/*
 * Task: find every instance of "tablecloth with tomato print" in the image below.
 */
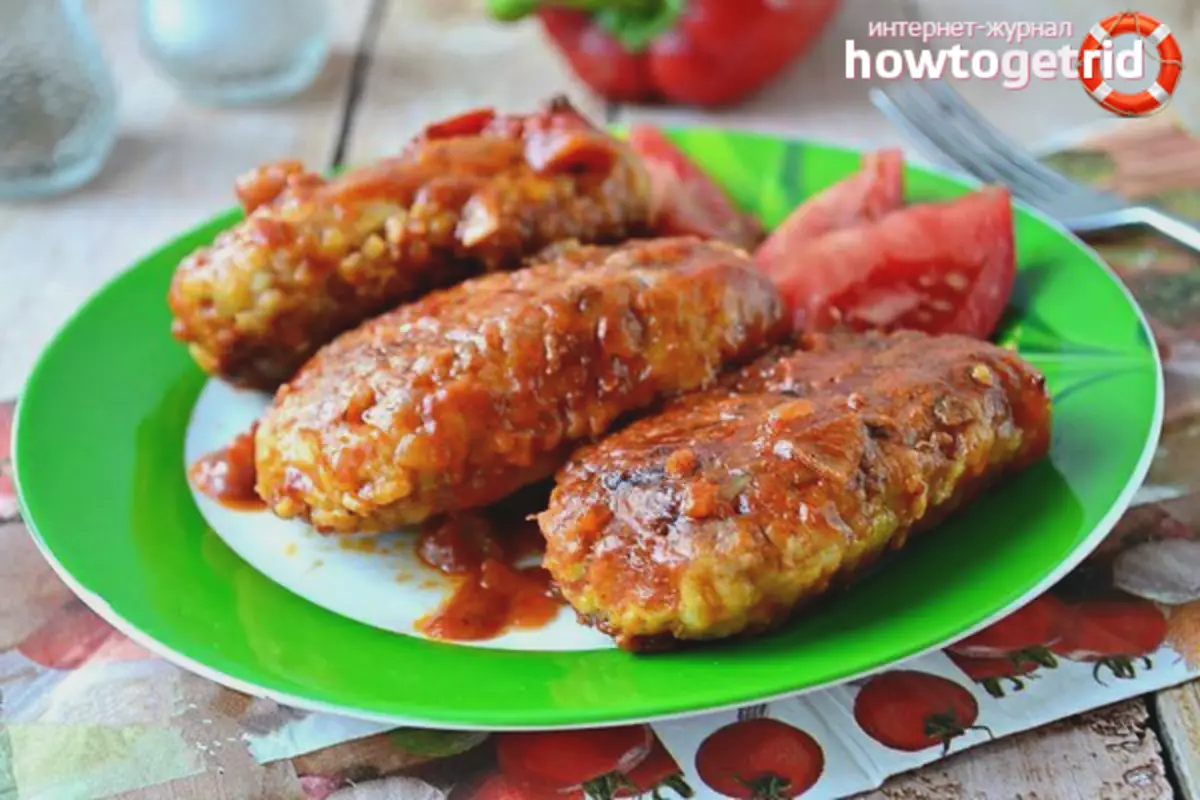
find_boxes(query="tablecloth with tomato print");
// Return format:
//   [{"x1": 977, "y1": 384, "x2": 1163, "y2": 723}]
[{"x1": 1, "y1": 120, "x2": 1199, "y2": 799}]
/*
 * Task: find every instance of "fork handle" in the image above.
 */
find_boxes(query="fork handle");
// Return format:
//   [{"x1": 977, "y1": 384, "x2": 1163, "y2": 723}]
[{"x1": 1067, "y1": 206, "x2": 1200, "y2": 256}]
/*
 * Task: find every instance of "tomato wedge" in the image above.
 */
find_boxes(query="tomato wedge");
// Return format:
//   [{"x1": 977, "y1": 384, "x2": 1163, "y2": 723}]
[
  {"x1": 767, "y1": 187, "x2": 1015, "y2": 340},
  {"x1": 755, "y1": 149, "x2": 904, "y2": 269},
  {"x1": 626, "y1": 125, "x2": 763, "y2": 251}
]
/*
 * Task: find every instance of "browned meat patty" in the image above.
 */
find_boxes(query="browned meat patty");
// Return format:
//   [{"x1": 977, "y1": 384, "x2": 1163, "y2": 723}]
[
  {"x1": 539, "y1": 330, "x2": 1052, "y2": 651},
  {"x1": 169, "y1": 98, "x2": 652, "y2": 390},
  {"x1": 255, "y1": 237, "x2": 787, "y2": 533}
]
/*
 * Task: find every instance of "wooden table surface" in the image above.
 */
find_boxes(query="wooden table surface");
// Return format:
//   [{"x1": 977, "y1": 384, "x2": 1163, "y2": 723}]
[{"x1": 2, "y1": 2, "x2": 1198, "y2": 798}]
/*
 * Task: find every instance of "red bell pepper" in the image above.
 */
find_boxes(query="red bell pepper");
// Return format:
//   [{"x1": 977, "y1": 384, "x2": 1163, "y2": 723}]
[{"x1": 489, "y1": 0, "x2": 842, "y2": 106}]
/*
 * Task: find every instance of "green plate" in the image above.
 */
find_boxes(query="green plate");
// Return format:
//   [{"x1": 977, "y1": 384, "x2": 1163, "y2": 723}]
[{"x1": 13, "y1": 129, "x2": 1162, "y2": 728}]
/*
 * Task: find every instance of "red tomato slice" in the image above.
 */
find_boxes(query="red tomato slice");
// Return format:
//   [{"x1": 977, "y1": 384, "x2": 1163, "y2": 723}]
[
  {"x1": 626, "y1": 125, "x2": 763, "y2": 251},
  {"x1": 770, "y1": 187, "x2": 1015, "y2": 340},
  {"x1": 755, "y1": 149, "x2": 904, "y2": 269}
]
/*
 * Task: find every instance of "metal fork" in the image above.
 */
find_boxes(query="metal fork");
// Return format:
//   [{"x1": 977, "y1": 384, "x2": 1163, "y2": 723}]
[{"x1": 870, "y1": 80, "x2": 1200, "y2": 255}]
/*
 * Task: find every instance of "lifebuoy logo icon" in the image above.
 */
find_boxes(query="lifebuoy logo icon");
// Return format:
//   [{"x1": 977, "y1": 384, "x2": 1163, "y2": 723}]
[{"x1": 1078, "y1": 12, "x2": 1184, "y2": 117}]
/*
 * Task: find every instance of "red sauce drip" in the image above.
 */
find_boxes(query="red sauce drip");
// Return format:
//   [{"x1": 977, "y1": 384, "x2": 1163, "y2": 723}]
[
  {"x1": 416, "y1": 560, "x2": 558, "y2": 642},
  {"x1": 415, "y1": 508, "x2": 561, "y2": 641},
  {"x1": 417, "y1": 514, "x2": 506, "y2": 574},
  {"x1": 188, "y1": 426, "x2": 264, "y2": 511}
]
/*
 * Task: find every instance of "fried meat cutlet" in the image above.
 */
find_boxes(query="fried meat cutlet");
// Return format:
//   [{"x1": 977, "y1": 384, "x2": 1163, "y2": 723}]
[
  {"x1": 539, "y1": 330, "x2": 1052, "y2": 650},
  {"x1": 169, "y1": 98, "x2": 652, "y2": 389},
  {"x1": 254, "y1": 237, "x2": 787, "y2": 533}
]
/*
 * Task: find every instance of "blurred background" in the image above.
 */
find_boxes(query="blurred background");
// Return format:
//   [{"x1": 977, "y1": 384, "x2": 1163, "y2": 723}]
[{"x1": 0, "y1": 0, "x2": 1196, "y2": 397}]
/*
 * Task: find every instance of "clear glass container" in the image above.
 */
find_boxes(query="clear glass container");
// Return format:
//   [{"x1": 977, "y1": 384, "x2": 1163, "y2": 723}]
[
  {"x1": 138, "y1": 0, "x2": 331, "y2": 106},
  {"x1": 0, "y1": 0, "x2": 118, "y2": 200}
]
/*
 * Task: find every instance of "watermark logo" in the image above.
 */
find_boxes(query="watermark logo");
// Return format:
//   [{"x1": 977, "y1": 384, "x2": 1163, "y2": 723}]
[
  {"x1": 846, "y1": 14, "x2": 1186, "y2": 117},
  {"x1": 1078, "y1": 12, "x2": 1184, "y2": 117}
]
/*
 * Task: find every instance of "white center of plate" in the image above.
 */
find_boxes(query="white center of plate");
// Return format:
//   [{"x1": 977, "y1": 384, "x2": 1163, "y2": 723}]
[{"x1": 184, "y1": 379, "x2": 615, "y2": 652}]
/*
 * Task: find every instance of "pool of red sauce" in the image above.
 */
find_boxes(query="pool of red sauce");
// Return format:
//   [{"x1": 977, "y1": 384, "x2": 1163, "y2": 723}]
[
  {"x1": 188, "y1": 426, "x2": 265, "y2": 511},
  {"x1": 190, "y1": 428, "x2": 557, "y2": 641},
  {"x1": 414, "y1": 505, "x2": 562, "y2": 642}
]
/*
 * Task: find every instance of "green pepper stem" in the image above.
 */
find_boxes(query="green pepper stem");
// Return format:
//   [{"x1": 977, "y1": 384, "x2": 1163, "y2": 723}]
[{"x1": 488, "y1": 0, "x2": 662, "y2": 22}]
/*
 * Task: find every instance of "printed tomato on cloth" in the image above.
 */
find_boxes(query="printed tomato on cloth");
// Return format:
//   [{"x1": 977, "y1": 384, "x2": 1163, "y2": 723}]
[
  {"x1": 853, "y1": 671, "x2": 984, "y2": 755},
  {"x1": 694, "y1": 717, "x2": 824, "y2": 798},
  {"x1": 0, "y1": 399, "x2": 15, "y2": 521},
  {"x1": 1051, "y1": 596, "x2": 1169, "y2": 681},
  {"x1": 478, "y1": 726, "x2": 690, "y2": 799},
  {"x1": 945, "y1": 594, "x2": 1065, "y2": 667}
]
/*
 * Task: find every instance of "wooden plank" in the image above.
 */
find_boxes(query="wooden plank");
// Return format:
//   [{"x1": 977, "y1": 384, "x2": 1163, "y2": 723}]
[
  {"x1": 341, "y1": 0, "x2": 602, "y2": 163},
  {"x1": 1158, "y1": 684, "x2": 1200, "y2": 799},
  {"x1": 857, "y1": 700, "x2": 1171, "y2": 800},
  {"x1": 0, "y1": 0, "x2": 371, "y2": 398}
]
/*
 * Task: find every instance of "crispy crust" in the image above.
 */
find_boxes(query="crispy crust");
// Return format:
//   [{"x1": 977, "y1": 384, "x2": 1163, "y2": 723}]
[
  {"x1": 254, "y1": 237, "x2": 787, "y2": 533},
  {"x1": 168, "y1": 99, "x2": 653, "y2": 389},
  {"x1": 539, "y1": 331, "x2": 1052, "y2": 651}
]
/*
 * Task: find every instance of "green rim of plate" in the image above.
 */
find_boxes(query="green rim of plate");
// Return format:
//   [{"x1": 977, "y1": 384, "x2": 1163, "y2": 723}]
[{"x1": 13, "y1": 129, "x2": 1162, "y2": 728}]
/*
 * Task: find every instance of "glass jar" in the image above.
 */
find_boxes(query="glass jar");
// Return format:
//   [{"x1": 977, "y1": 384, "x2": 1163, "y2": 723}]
[
  {"x1": 0, "y1": 0, "x2": 117, "y2": 200},
  {"x1": 138, "y1": 0, "x2": 331, "y2": 106}
]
